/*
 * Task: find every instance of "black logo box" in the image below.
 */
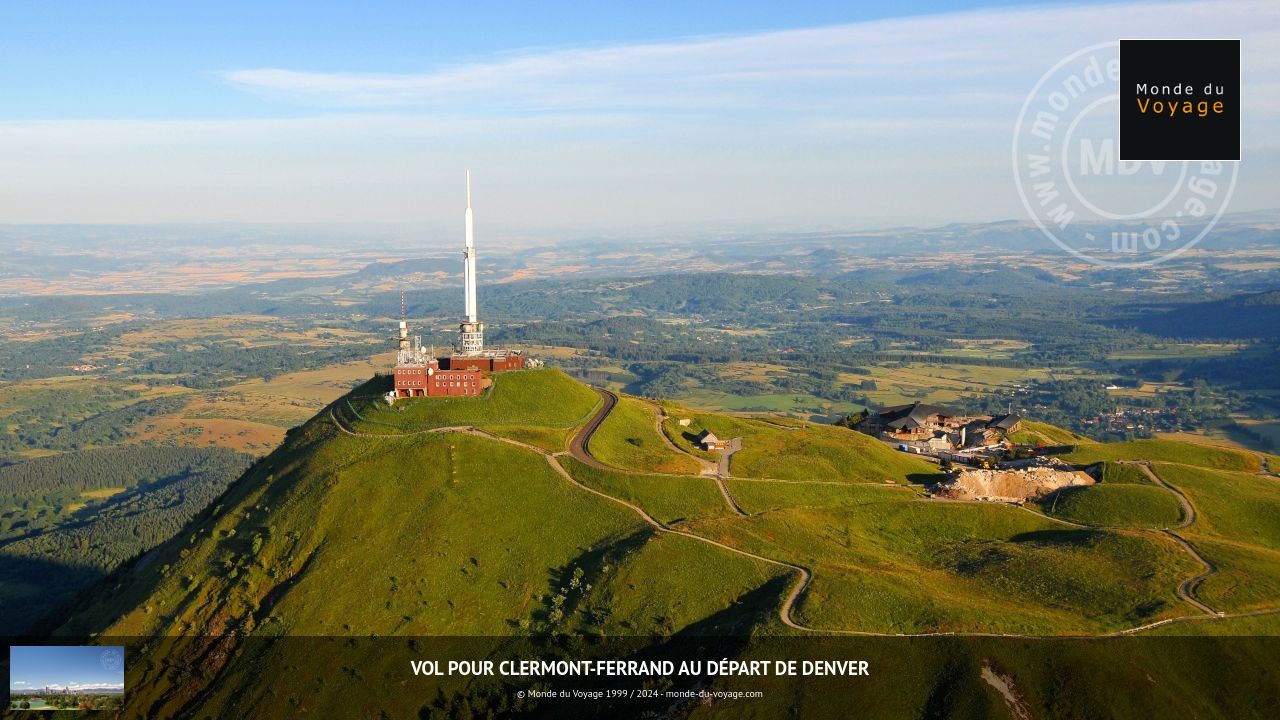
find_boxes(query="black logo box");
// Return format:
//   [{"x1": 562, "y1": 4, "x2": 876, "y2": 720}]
[{"x1": 1120, "y1": 39, "x2": 1240, "y2": 161}]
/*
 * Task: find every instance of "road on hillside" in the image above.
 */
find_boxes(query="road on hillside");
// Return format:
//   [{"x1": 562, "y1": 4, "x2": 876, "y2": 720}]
[
  {"x1": 329, "y1": 395, "x2": 1280, "y2": 637},
  {"x1": 716, "y1": 438, "x2": 749, "y2": 516},
  {"x1": 568, "y1": 388, "x2": 617, "y2": 470}
]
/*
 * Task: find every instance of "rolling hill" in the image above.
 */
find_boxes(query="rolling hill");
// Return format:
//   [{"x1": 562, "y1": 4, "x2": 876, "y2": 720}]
[{"x1": 43, "y1": 368, "x2": 1280, "y2": 718}]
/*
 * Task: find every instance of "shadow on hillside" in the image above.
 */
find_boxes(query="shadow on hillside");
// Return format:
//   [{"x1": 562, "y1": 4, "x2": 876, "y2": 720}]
[
  {"x1": 674, "y1": 573, "x2": 791, "y2": 637},
  {"x1": 533, "y1": 527, "x2": 657, "y2": 631},
  {"x1": 0, "y1": 554, "x2": 103, "y2": 636},
  {"x1": 1008, "y1": 528, "x2": 1102, "y2": 547},
  {"x1": 906, "y1": 471, "x2": 948, "y2": 487}
]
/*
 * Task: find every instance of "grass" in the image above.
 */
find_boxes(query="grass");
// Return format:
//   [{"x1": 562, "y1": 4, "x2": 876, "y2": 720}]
[
  {"x1": 680, "y1": 488, "x2": 1197, "y2": 634},
  {"x1": 677, "y1": 389, "x2": 859, "y2": 416},
  {"x1": 1063, "y1": 439, "x2": 1261, "y2": 473},
  {"x1": 1182, "y1": 536, "x2": 1280, "y2": 612},
  {"x1": 1038, "y1": 484, "x2": 1185, "y2": 529},
  {"x1": 725, "y1": 479, "x2": 918, "y2": 514},
  {"x1": 132, "y1": 416, "x2": 285, "y2": 454},
  {"x1": 80, "y1": 487, "x2": 127, "y2": 500},
  {"x1": 1099, "y1": 461, "x2": 1154, "y2": 484},
  {"x1": 53, "y1": 405, "x2": 784, "y2": 718},
  {"x1": 60, "y1": 420, "x2": 772, "y2": 643},
  {"x1": 1152, "y1": 463, "x2": 1280, "y2": 612},
  {"x1": 480, "y1": 424, "x2": 573, "y2": 453},
  {"x1": 561, "y1": 456, "x2": 731, "y2": 525},
  {"x1": 588, "y1": 396, "x2": 702, "y2": 474},
  {"x1": 1105, "y1": 343, "x2": 1242, "y2": 361},
  {"x1": 851, "y1": 362, "x2": 1072, "y2": 407},
  {"x1": 663, "y1": 408, "x2": 940, "y2": 484},
  {"x1": 44, "y1": 368, "x2": 1280, "y2": 716},
  {"x1": 1014, "y1": 420, "x2": 1094, "y2": 446},
  {"x1": 1141, "y1": 613, "x2": 1280, "y2": 635},
  {"x1": 348, "y1": 368, "x2": 600, "y2": 433},
  {"x1": 1153, "y1": 464, "x2": 1280, "y2": 551}
]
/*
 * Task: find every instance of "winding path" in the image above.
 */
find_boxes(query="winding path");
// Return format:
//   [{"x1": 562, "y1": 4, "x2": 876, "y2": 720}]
[
  {"x1": 714, "y1": 438, "x2": 749, "y2": 517},
  {"x1": 328, "y1": 396, "x2": 1277, "y2": 638},
  {"x1": 1118, "y1": 461, "x2": 1222, "y2": 616}
]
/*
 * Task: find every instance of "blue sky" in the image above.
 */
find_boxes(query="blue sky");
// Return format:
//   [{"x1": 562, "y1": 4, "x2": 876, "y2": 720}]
[
  {"x1": 1, "y1": 0, "x2": 1276, "y2": 233},
  {"x1": 1, "y1": 0, "x2": 1080, "y2": 120},
  {"x1": 9, "y1": 646, "x2": 124, "y2": 692}
]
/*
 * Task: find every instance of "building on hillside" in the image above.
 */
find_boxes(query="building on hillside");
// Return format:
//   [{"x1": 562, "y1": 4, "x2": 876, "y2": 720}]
[
  {"x1": 987, "y1": 414, "x2": 1022, "y2": 433},
  {"x1": 857, "y1": 402, "x2": 1023, "y2": 455},
  {"x1": 393, "y1": 360, "x2": 481, "y2": 398},
  {"x1": 696, "y1": 430, "x2": 727, "y2": 451},
  {"x1": 387, "y1": 172, "x2": 544, "y2": 401},
  {"x1": 390, "y1": 320, "x2": 482, "y2": 399},
  {"x1": 860, "y1": 402, "x2": 962, "y2": 440},
  {"x1": 441, "y1": 351, "x2": 526, "y2": 372}
]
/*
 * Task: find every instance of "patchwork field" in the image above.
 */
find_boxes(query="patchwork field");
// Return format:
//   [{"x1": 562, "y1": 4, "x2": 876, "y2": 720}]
[
  {"x1": 133, "y1": 417, "x2": 285, "y2": 454},
  {"x1": 841, "y1": 362, "x2": 1093, "y2": 407}
]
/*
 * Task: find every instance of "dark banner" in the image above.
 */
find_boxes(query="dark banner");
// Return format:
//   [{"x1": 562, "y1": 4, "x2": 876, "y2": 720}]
[{"x1": 5, "y1": 635, "x2": 1279, "y2": 719}]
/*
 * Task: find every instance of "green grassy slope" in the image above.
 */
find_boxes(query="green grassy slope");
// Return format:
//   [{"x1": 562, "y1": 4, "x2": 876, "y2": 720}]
[
  {"x1": 561, "y1": 456, "x2": 729, "y2": 525},
  {"x1": 56, "y1": 411, "x2": 773, "y2": 643},
  {"x1": 588, "y1": 395, "x2": 701, "y2": 475},
  {"x1": 40, "y1": 369, "x2": 1280, "y2": 717},
  {"x1": 1100, "y1": 461, "x2": 1155, "y2": 484},
  {"x1": 345, "y1": 368, "x2": 600, "y2": 434},
  {"x1": 1153, "y1": 463, "x2": 1280, "y2": 612},
  {"x1": 662, "y1": 408, "x2": 940, "y2": 483},
  {"x1": 1038, "y1": 484, "x2": 1186, "y2": 529},
  {"x1": 1011, "y1": 419, "x2": 1095, "y2": 445},
  {"x1": 1064, "y1": 439, "x2": 1261, "y2": 472},
  {"x1": 686, "y1": 484, "x2": 1198, "y2": 635}
]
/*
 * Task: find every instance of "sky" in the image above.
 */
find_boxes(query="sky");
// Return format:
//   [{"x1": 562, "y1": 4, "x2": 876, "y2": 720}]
[
  {"x1": 1, "y1": 0, "x2": 1277, "y2": 237},
  {"x1": 9, "y1": 646, "x2": 124, "y2": 693}
]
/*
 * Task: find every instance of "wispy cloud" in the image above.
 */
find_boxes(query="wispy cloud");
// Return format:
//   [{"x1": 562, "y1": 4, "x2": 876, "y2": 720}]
[
  {"x1": 40, "y1": 683, "x2": 124, "y2": 691},
  {"x1": 221, "y1": 0, "x2": 1280, "y2": 115}
]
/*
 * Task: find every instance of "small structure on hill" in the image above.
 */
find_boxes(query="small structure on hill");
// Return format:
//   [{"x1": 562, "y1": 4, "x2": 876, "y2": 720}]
[
  {"x1": 696, "y1": 430, "x2": 727, "y2": 451},
  {"x1": 987, "y1": 413, "x2": 1022, "y2": 433}
]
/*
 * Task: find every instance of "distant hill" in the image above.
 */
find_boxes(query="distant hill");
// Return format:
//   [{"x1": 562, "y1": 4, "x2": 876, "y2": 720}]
[{"x1": 1125, "y1": 290, "x2": 1280, "y2": 340}]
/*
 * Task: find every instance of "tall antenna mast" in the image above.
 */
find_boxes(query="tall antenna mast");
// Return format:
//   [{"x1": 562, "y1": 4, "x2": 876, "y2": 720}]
[{"x1": 400, "y1": 290, "x2": 406, "y2": 324}]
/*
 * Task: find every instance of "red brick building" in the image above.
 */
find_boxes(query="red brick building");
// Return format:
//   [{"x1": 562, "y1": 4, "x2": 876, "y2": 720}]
[
  {"x1": 441, "y1": 351, "x2": 525, "y2": 372},
  {"x1": 393, "y1": 360, "x2": 482, "y2": 398}
]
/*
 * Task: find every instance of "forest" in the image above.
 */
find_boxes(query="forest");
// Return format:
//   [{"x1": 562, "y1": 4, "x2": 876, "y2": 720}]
[{"x1": 0, "y1": 446, "x2": 250, "y2": 634}]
